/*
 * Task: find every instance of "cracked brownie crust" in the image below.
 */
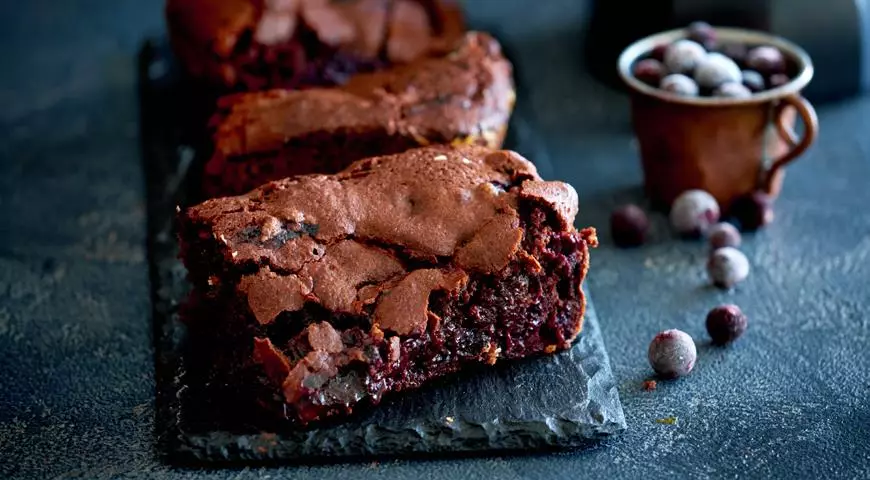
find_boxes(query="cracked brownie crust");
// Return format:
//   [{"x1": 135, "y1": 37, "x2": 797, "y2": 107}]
[
  {"x1": 166, "y1": 0, "x2": 464, "y2": 92},
  {"x1": 179, "y1": 145, "x2": 597, "y2": 426},
  {"x1": 201, "y1": 32, "x2": 515, "y2": 198}
]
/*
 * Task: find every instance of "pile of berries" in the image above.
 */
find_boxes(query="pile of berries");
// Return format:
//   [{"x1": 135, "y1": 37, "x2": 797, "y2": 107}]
[{"x1": 632, "y1": 21, "x2": 794, "y2": 99}]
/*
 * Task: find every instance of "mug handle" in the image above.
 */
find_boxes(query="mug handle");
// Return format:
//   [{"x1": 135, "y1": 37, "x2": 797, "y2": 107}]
[{"x1": 763, "y1": 94, "x2": 819, "y2": 193}]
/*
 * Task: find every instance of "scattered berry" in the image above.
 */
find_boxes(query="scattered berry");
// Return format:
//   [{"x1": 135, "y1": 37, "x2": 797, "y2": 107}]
[
  {"x1": 741, "y1": 70, "x2": 765, "y2": 92},
  {"x1": 664, "y1": 39, "x2": 707, "y2": 75},
  {"x1": 768, "y1": 73, "x2": 790, "y2": 89},
  {"x1": 705, "y1": 304, "x2": 748, "y2": 345},
  {"x1": 713, "y1": 82, "x2": 752, "y2": 99},
  {"x1": 746, "y1": 46, "x2": 786, "y2": 76},
  {"x1": 731, "y1": 191, "x2": 774, "y2": 231},
  {"x1": 660, "y1": 73, "x2": 700, "y2": 97},
  {"x1": 718, "y1": 42, "x2": 748, "y2": 66},
  {"x1": 650, "y1": 43, "x2": 669, "y2": 62},
  {"x1": 642, "y1": 379, "x2": 658, "y2": 391},
  {"x1": 610, "y1": 204, "x2": 650, "y2": 247},
  {"x1": 633, "y1": 58, "x2": 666, "y2": 86},
  {"x1": 648, "y1": 329, "x2": 697, "y2": 378},
  {"x1": 669, "y1": 189, "x2": 720, "y2": 236},
  {"x1": 708, "y1": 222, "x2": 742, "y2": 249},
  {"x1": 687, "y1": 21, "x2": 717, "y2": 49},
  {"x1": 707, "y1": 247, "x2": 750, "y2": 289},
  {"x1": 694, "y1": 52, "x2": 741, "y2": 89}
]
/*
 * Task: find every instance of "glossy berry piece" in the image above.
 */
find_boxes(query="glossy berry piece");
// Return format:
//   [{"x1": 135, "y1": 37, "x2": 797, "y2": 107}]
[
  {"x1": 713, "y1": 82, "x2": 752, "y2": 99},
  {"x1": 610, "y1": 204, "x2": 650, "y2": 248},
  {"x1": 746, "y1": 46, "x2": 786, "y2": 76},
  {"x1": 768, "y1": 73, "x2": 790, "y2": 89},
  {"x1": 732, "y1": 191, "x2": 774, "y2": 231},
  {"x1": 660, "y1": 74, "x2": 699, "y2": 97},
  {"x1": 648, "y1": 329, "x2": 697, "y2": 379},
  {"x1": 650, "y1": 43, "x2": 669, "y2": 62},
  {"x1": 664, "y1": 39, "x2": 706, "y2": 75},
  {"x1": 741, "y1": 70, "x2": 765, "y2": 92},
  {"x1": 694, "y1": 52, "x2": 741, "y2": 89},
  {"x1": 633, "y1": 59, "x2": 666, "y2": 86},
  {"x1": 718, "y1": 42, "x2": 748, "y2": 66},
  {"x1": 706, "y1": 304, "x2": 748, "y2": 345},
  {"x1": 687, "y1": 21, "x2": 717, "y2": 49},
  {"x1": 669, "y1": 189, "x2": 720, "y2": 236},
  {"x1": 708, "y1": 222, "x2": 742, "y2": 249},
  {"x1": 707, "y1": 247, "x2": 750, "y2": 289}
]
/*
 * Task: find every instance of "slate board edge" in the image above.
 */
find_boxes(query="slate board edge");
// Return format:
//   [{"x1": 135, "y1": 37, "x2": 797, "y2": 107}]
[{"x1": 138, "y1": 38, "x2": 626, "y2": 466}]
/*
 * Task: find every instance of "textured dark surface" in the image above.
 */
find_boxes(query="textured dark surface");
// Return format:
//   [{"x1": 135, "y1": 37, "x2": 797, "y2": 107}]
[{"x1": 2, "y1": 0, "x2": 870, "y2": 479}]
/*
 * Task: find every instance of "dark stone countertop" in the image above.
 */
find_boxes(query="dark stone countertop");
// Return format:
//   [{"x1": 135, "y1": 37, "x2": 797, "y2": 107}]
[{"x1": 1, "y1": 0, "x2": 868, "y2": 478}]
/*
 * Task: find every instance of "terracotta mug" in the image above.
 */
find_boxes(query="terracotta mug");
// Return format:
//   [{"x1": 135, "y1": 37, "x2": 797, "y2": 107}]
[{"x1": 617, "y1": 27, "x2": 818, "y2": 213}]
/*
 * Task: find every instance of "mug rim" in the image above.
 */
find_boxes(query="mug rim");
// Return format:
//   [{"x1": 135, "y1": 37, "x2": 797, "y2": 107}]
[{"x1": 617, "y1": 27, "x2": 814, "y2": 106}]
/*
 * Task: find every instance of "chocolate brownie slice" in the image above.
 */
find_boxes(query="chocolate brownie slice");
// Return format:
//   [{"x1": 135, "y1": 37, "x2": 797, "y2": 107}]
[
  {"x1": 201, "y1": 32, "x2": 514, "y2": 198},
  {"x1": 178, "y1": 145, "x2": 597, "y2": 427},
  {"x1": 165, "y1": 0, "x2": 464, "y2": 92}
]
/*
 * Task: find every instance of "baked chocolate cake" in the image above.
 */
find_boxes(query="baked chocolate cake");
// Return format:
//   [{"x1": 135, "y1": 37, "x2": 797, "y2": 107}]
[
  {"x1": 202, "y1": 32, "x2": 514, "y2": 198},
  {"x1": 165, "y1": 0, "x2": 464, "y2": 92},
  {"x1": 178, "y1": 145, "x2": 597, "y2": 427}
]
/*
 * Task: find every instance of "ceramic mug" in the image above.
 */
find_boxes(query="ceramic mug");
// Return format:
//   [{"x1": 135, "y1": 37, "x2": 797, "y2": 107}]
[{"x1": 618, "y1": 27, "x2": 818, "y2": 212}]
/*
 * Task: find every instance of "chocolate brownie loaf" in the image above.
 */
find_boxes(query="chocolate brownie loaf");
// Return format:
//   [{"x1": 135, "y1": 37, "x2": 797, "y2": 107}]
[
  {"x1": 201, "y1": 32, "x2": 514, "y2": 198},
  {"x1": 178, "y1": 145, "x2": 597, "y2": 427},
  {"x1": 166, "y1": 0, "x2": 464, "y2": 92}
]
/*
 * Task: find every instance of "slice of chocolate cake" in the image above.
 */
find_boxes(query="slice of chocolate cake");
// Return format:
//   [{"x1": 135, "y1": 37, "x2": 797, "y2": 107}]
[
  {"x1": 178, "y1": 145, "x2": 597, "y2": 427},
  {"x1": 165, "y1": 0, "x2": 464, "y2": 92},
  {"x1": 201, "y1": 32, "x2": 515, "y2": 198}
]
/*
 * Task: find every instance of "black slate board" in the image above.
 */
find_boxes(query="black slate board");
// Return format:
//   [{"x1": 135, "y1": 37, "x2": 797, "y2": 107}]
[{"x1": 138, "y1": 36, "x2": 625, "y2": 465}]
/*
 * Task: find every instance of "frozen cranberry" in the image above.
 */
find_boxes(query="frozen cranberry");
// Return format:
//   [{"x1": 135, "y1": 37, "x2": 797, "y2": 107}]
[
  {"x1": 610, "y1": 204, "x2": 650, "y2": 247},
  {"x1": 650, "y1": 44, "x2": 669, "y2": 62},
  {"x1": 664, "y1": 39, "x2": 706, "y2": 75},
  {"x1": 694, "y1": 52, "x2": 741, "y2": 89},
  {"x1": 768, "y1": 73, "x2": 790, "y2": 89},
  {"x1": 707, "y1": 247, "x2": 750, "y2": 289},
  {"x1": 746, "y1": 46, "x2": 786, "y2": 76},
  {"x1": 648, "y1": 329, "x2": 697, "y2": 379},
  {"x1": 687, "y1": 21, "x2": 717, "y2": 49},
  {"x1": 718, "y1": 42, "x2": 748, "y2": 66},
  {"x1": 669, "y1": 189, "x2": 720, "y2": 236},
  {"x1": 732, "y1": 191, "x2": 774, "y2": 231},
  {"x1": 660, "y1": 74, "x2": 699, "y2": 97},
  {"x1": 741, "y1": 70, "x2": 765, "y2": 92},
  {"x1": 708, "y1": 222, "x2": 742, "y2": 249},
  {"x1": 713, "y1": 82, "x2": 752, "y2": 99},
  {"x1": 633, "y1": 58, "x2": 666, "y2": 86},
  {"x1": 705, "y1": 304, "x2": 748, "y2": 345}
]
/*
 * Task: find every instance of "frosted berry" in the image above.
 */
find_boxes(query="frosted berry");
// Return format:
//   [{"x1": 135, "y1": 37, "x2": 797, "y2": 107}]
[
  {"x1": 634, "y1": 58, "x2": 666, "y2": 86},
  {"x1": 713, "y1": 82, "x2": 752, "y2": 99},
  {"x1": 708, "y1": 222, "x2": 742, "y2": 249},
  {"x1": 610, "y1": 204, "x2": 650, "y2": 247},
  {"x1": 660, "y1": 74, "x2": 699, "y2": 97},
  {"x1": 746, "y1": 46, "x2": 786, "y2": 76},
  {"x1": 664, "y1": 40, "x2": 707, "y2": 75},
  {"x1": 706, "y1": 304, "x2": 748, "y2": 345},
  {"x1": 648, "y1": 329, "x2": 697, "y2": 378},
  {"x1": 669, "y1": 189, "x2": 720, "y2": 236},
  {"x1": 687, "y1": 21, "x2": 717, "y2": 49},
  {"x1": 707, "y1": 247, "x2": 750, "y2": 289},
  {"x1": 741, "y1": 70, "x2": 765, "y2": 92},
  {"x1": 650, "y1": 43, "x2": 669, "y2": 62},
  {"x1": 768, "y1": 73, "x2": 790, "y2": 89},
  {"x1": 732, "y1": 191, "x2": 774, "y2": 231},
  {"x1": 694, "y1": 52, "x2": 741, "y2": 89}
]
